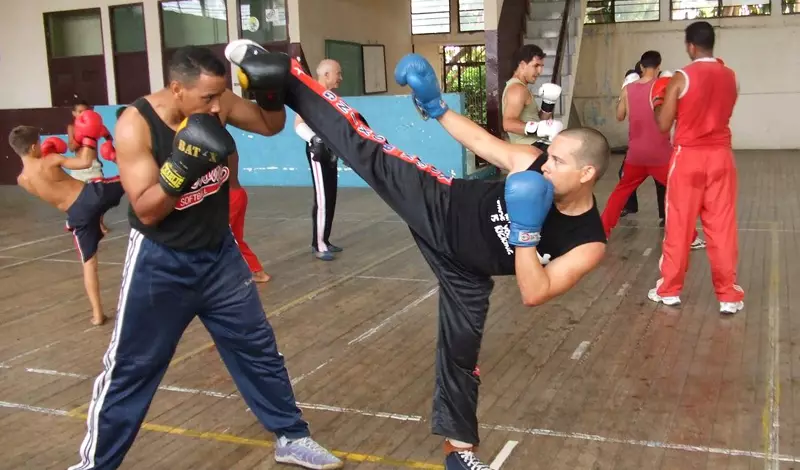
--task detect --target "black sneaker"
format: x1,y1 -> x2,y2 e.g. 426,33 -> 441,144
445,450 -> 491,469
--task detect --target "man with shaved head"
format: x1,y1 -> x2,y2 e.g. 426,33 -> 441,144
231,46 -> 609,469
294,58 -> 344,260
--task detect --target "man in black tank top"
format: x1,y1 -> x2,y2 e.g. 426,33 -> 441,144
68,45 -> 343,470
258,50 -> 610,469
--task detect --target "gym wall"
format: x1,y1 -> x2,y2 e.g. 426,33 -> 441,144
573,12 -> 800,150
295,0 -> 412,96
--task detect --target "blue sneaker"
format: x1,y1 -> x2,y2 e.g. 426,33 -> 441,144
275,436 -> 343,469
445,450 -> 491,469
312,248 -> 335,261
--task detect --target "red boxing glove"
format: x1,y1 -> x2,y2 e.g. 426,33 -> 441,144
41,136 -> 67,156
73,110 -> 106,149
100,140 -> 116,162
649,76 -> 671,110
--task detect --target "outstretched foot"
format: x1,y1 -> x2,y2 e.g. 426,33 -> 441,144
274,436 -> 343,469
253,271 -> 271,283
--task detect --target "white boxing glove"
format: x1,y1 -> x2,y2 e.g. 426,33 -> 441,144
538,83 -> 562,114
524,119 -> 564,141
622,72 -> 640,89
659,70 -> 674,78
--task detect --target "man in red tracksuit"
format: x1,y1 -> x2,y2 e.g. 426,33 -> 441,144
648,21 -> 744,315
602,50 -> 704,252
229,150 -> 270,283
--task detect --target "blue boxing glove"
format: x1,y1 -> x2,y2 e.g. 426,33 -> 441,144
504,171 -> 554,247
394,53 -> 448,120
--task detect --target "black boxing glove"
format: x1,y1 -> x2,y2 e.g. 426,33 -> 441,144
224,39 -> 289,111
159,114 -> 235,197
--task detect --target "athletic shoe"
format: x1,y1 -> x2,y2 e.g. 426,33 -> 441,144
445,450 -> 492,469
720,301 -> 744,315
275,436 -> 343,469
312,248 -> 334,261
648,288 -> 681,306
691,236 -> 706,250
326,244 -> 343,253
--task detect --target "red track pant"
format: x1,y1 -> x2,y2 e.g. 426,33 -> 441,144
656,145 -> 744,302
229,187 -> 264,273
601,162 -> 699,240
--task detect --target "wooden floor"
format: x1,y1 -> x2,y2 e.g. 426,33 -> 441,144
0,150 -> 798,470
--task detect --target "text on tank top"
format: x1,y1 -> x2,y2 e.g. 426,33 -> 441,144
625,81 -> 673,166
446,154 -> 607,276
502,78 -> 539,145
674,58 -> 737,148
127,98 -> 231,250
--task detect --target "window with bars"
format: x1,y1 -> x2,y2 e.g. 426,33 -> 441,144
783,0 -> 800,12
458,0 -> 484,31
411,0 -> 450,34
671,0 -> 770,19
585,0 -> 660,23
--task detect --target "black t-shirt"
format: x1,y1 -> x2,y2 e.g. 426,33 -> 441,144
447,155 -> 607,276
127,98 -> 231,250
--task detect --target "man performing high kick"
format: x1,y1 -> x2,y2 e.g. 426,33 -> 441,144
648,21 -> 744,314
229,41 -> 608,469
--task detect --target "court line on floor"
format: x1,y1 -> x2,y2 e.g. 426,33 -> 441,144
763,224 -> 781,469
167,242 -> 416,368
4,366 -> 799,464
308,273 -> 432,283
10,366 -> 424,422
0,219 -> 128,253
0,341 -> 62,366
348,287 -> 439,345
616,224 -> 800,233
0,256 -> 124,266
489,440 -> 518,469
0,233 -> 129,271
287,285 -> 439,387
479,423 -> 800,463
0,400 -> 442,469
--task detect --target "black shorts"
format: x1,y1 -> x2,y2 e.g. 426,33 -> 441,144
65,177 -> 124,263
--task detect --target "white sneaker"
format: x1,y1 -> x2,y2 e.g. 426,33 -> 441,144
691,237 -> 706,250
648,288 -> 681,306
720,301 -> 744,315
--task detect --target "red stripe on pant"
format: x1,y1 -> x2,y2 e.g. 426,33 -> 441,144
229,187 -> 263,273
656,145 -> 744,302
288,59 -> 453,186
601,162 -> 698,240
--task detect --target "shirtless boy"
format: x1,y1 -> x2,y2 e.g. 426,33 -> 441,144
10,111 -> 124,325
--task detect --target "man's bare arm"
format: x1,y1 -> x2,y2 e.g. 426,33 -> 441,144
502,85 -> 530,136
220,90 -> 286,136
514,242 -> 606,306
115,110 -> 179,226
49,147 -> 97,171
438,110 -> 541,172
655,73 -> 684,133
616,87 -> 628,122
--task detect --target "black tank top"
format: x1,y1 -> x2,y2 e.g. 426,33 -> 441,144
127,98 -> 231,250
447,154 -> 607,276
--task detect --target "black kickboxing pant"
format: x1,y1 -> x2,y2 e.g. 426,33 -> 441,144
285,63 -> 494,445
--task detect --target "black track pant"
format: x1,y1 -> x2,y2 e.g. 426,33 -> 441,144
305,144 -> 338,251
621,155 -> 666,218
285,63 -> 494,445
